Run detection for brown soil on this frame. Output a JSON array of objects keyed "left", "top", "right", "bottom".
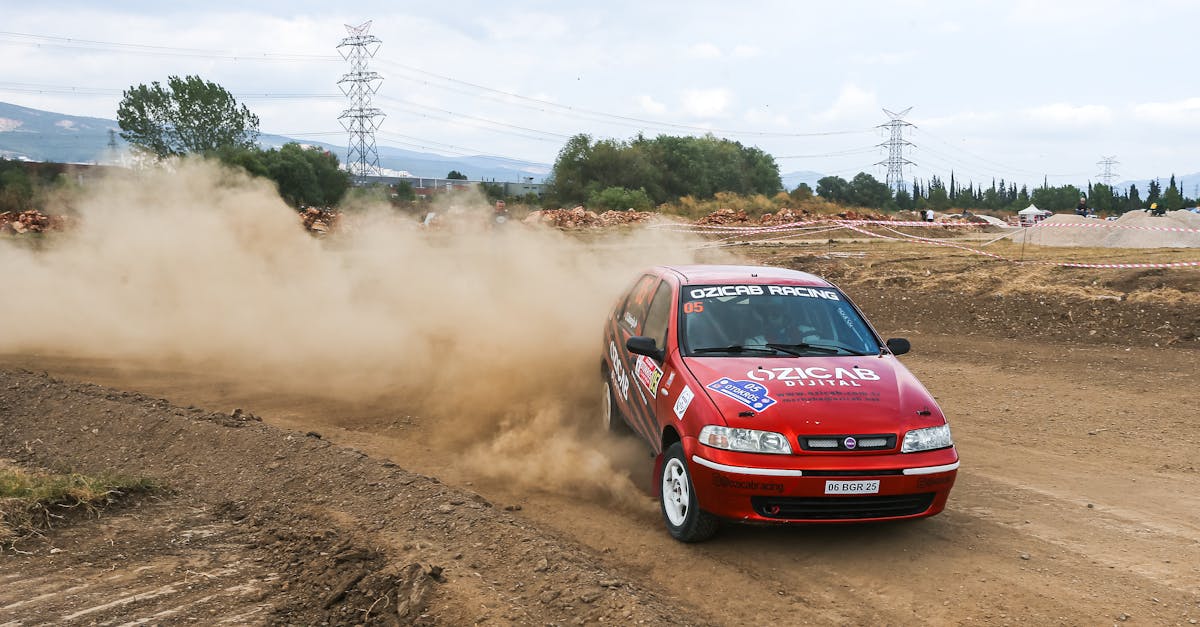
[{"left": 3, "top": 236, "right": 1200, "bottom": 625}]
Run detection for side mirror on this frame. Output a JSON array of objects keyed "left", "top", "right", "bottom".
[
  {"left": 627, "top": 336, "right": 665, "bottom": 362},
  {"left": 886, "top": 338, "right": 911, "bottom": 356}
]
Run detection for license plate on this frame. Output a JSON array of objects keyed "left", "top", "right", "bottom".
[{"left": 824, "top": 480, "right": 880, "bottom": 495}]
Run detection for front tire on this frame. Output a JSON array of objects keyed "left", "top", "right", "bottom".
[{"left": 660, "top": 442, "right": 719, "bottom": 542}]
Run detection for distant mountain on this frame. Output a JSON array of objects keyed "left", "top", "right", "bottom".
[
  {"left": 0, "top": 101, "right": 123, "bottom": 164},
  {"left": 780, "top": 170, "right": 825, "bottom": 190},
  {"left": 0, "top": 101, "right": 552, "bottom": 182}
]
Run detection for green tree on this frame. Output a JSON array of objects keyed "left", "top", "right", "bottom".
[
  {"left": 117, "top": 75, "right": 260, "bottom": 158},
  {"left": 847, "top": 172, "right": 893, "bottom": 209},
  {"left": 1146, "top": 179, "right": 1161, "bottom": 208},
  {"left": 1163, "top": 175, "right": 1184, "bottom": 211},
  {"left": 790, "top": 182, "right": 813, "bottom": 202},
  {"left": 587, "top": 186, "right": 654, "bottom": 211},
  {"left": 545, "top": 132, "right": 781, "bottom": 206},
  {"left": 815, "top": 176, "right": 850, "bottom": 203},
  {"left": 446, "top": 170, "right": 468, "bottom": 180}
]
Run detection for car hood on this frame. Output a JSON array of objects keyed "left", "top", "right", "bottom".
[{"left": 683, "top": 355, "right": 940, "bottom": 434}]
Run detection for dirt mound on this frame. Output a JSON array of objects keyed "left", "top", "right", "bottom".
[{"left": 1007, "top": 211, "right": 1200, "bottom": 248}]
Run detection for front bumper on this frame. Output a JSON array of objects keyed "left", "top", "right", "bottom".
[{"left": 684, "top": 438, "right": 959, "bottom": 523}]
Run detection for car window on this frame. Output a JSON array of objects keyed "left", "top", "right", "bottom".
[
  {"left": 679, "top": 284, "right": 880, "bottom": 356},
  {"left": 642, "top": 281, "right": 673, "bottom": 349},
  {"left": 619, "top": 274, "right": 658, "bottom": 334}
]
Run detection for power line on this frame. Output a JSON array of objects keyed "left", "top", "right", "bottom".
[
  {"left": 0, "top": 30, "right": 338, "bottom": 62},
  {"left": 376, "top": 59, "right": 873, "bottom": 139}
]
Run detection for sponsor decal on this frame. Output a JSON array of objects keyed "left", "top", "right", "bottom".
[
  {"left": 634, "top": 354, "right": 663, "bottom": 395},
  {"left": 775, "top": 389, "right": 882, "bottom": 403},
  {"left": 706, "top": 378, "right": 776, "bottom": 412},
  {"left": 689, "top": 285, "right": 764, "bottom": 299},
  {"left": 623, "top": 311, "right": 638, "bottom": 329},
  {"left": 673, "top": 385, "right": 694, "bottom": 420},
  {"left": 664, "top": 371, "right": 676, "bottom": 388},
  {"left": 747, "top": 366, "right": 879, "bottom": 388},
  {"left": 608, "top": 341, "right": 630, "bottom": 401},
  {"left": 766, "top": 285, "right": 840, "bottom": 300},
  {"left": 713, "top": 474, "right": 784, "bottom": 493}
]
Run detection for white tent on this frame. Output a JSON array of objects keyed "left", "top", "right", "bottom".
[{"left": 1018, "top": 204, "right": 1050, "bottom": 226}]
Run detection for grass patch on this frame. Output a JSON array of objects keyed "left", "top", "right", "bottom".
[{"left": 0, "top": 461, "right": 162, "bottom": 546}]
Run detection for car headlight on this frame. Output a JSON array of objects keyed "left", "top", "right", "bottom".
[
  {"left": 901, "top": 424, "right": 953, "bottom": 453},
  {"left": 698, "top": 425, "right": 792, "bottom": 455}
]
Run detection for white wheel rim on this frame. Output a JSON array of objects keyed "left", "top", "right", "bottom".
[
  {"left": 602, "top": 381, "right": 613, "bottom": 429},
  {"left": 662, "top": 458, "right": 690, "bottom": 526}
]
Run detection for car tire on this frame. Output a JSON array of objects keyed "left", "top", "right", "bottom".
[
  {"left": 659, "top": 442, "right": 719, "bottom": 542},
  {"left": 602, "top": 379, "right": 629, "bottom": 434}
]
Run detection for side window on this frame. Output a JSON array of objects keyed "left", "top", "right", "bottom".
[
  {"left": 642, "top": 282, "right": 674, "bottom": 349},
  {"left": 620, "top": 275, "right": 658, "bottom": 334}
]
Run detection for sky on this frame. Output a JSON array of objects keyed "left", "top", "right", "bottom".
[{"left": 2, "top": 0, "right": 1198, "bottom": 189}]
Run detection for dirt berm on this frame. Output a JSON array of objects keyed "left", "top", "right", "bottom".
[{"left": 0, "top": 371, "right": 701, "bottom": 626}]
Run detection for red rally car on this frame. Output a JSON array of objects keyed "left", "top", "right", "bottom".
[{"left": 602, "top": 265, "right": 958, "bottom": 542}]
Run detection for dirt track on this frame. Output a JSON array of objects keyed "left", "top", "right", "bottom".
[{"left": 3, "top": 240, "right": 1200, "bottom": 625}]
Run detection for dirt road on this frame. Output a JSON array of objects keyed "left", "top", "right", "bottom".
[{"left": 3, "top": 243, "right": 1199, "bottom": 625}]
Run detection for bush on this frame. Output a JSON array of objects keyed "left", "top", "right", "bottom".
[{"left": 586, "top": 186, "right": 653, "bottom": 211}]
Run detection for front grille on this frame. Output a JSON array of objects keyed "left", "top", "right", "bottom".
[
  {"left": 799, "top": 433, "right": 896, "bottom": 452},
  {"left": 751, "top": 493, "right": 935, "bottom": 520}
]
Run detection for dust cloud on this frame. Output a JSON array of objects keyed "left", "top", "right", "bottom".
[{"left": 0, "top": 160, "right": 722, "bottom": 505}]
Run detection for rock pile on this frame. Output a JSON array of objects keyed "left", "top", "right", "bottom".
[
  {"left": 0, "top": 210, "right": 66, "bottom": 234},
  {"left": 523, "top": 206, "right": 601, "bottom": 228},
  {"left": 696, "top": 208, "right": 750, "bottom": 225},
  {"left": 300, "top": 207, "right": 340, "bottom": 236}
]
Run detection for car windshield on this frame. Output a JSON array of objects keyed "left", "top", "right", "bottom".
[{"left": 680, "top": 284, "right": 880, "bottom": 357}]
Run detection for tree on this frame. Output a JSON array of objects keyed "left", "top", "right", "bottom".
[
  {"left": 847, "top": 172, "right": 893, "bottom": 209},
  {"left": 587, "top": 186, "right": 654, "bottom": 210},
  {"left": 1163, "top": 174, "right": 1184, "bottom": 212},
  {"left": 216, "top": 143, "right": 349, "bottom": 207},
  {"left": 446, "top": 170, "right": 468, "bottom": 180},
  {"left": 815, "top": 176, "right": 850, "bottom": 203},
  {"left": 545, "top": 132, "right": 781, "bottom": 205},
  {"left": 1146, "top": 179, "right": 1161, "bottom": 208},
  {"left": 117, "top": 75, "right": 259, "bottom": 158}
]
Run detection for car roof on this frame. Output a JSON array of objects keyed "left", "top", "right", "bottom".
[{"left": 660, "top": 264, "right": 833, "bottom": 287}]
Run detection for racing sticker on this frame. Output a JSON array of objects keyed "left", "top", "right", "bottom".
[
  {"left": 634, "top": 354, "right": 663, "bottom": 395},
  {"left": 673, "top": 385, "right": 694, "bottom": 420},
  {"left": 747, "top": 366, "right": 879, "bottom": 388},
  {"left": 706, "top": 378, "right": 776, "bottom": 412}
]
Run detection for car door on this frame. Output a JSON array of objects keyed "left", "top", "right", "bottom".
[{"left": 619, "top": 279, "right": 675, "bottom": 445}]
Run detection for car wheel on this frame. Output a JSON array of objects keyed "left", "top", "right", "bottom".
[
  {"left": 602, "top": 379, "right": 629, "bottom": 433},
  {"left": 660, "top": 442, "right": 719, "bottom": 542}
]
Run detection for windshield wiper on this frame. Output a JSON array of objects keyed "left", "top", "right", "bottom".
[
  {"left": 765, "top": 342, "right": 869, "bottom": 356},
  {"left": 691, "top": 345, "right": 779, "bottom": 355}
]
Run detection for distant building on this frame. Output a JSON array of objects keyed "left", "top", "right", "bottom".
[{"left": 358, "top": 174, "right": 545, "bottom": 199}]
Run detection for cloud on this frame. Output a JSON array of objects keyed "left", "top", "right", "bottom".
[
  {"left": 851, "top": 51, "right": 915, "bottom": 65},
  {"left": 636, "top": 94, "right": 667, "bottom": 115},
  {"left": 742, "top": 108, "right": 790, "bottom": 127},
  {"left": 1021, "top": 103, "right": 1114, "bottom": 126},
  {"left": 731, "top": 45, "right": 762, "bottom": 59},
  {"left": 1132, "top": 98, "right": 1200, "bottom": 125},
  {"left": 815, "top": 84, "right": 880, "bottom": 123},
  {"left": 685, "top": 42, "right": 722, "bottom": 59},
  {"left": 680, "top": 88, "right": 732, "bottom": 118}
]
